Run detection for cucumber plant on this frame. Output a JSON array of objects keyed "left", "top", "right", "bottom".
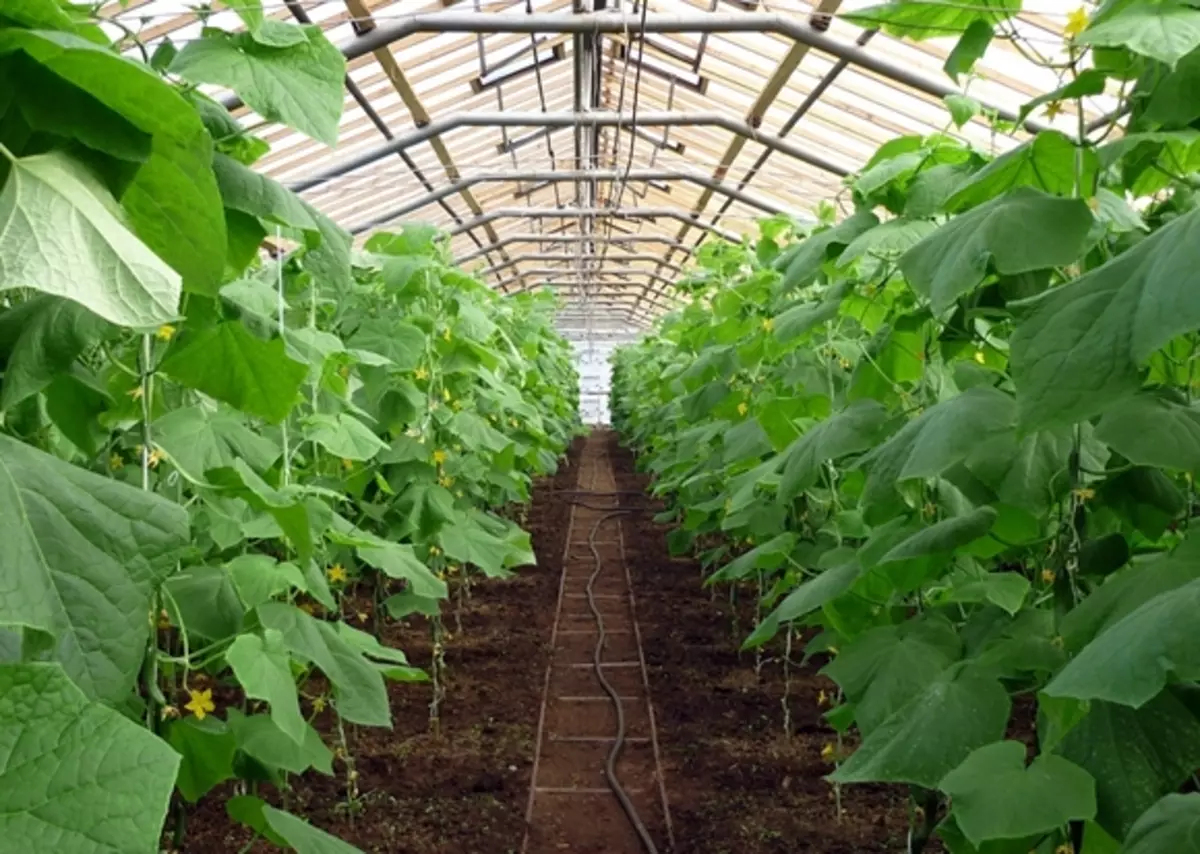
[
  {"left": 613, "top": 3, "right": 1200, "bottom": 852},
  {"left": 0, "top": 3, "right": 581, "bottom": 852}
]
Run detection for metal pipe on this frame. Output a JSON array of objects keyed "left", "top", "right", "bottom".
[
  {"left": 288, "top": 111, "right": 849, "bottom": 194},
  {"left": 427, "top": 207, "right": 744, "bottom": 241},
  {"left": 477, "top": 253, "right": 684, "bottom": 275},
  {"left": 455, "top": 233, "right": 685, "bottom": 264},
  {"left": 340, "top": 168, "right": 785, "bottom": 223}
]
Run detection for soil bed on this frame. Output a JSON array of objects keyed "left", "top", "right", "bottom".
[
  {"left": 179, "top": 436, "right": 583, "bottom": 853},
  {"left": 606, "top": 431, "right": 931, "bottom": 854}
]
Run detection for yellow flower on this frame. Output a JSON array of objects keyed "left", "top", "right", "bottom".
[
  {"left": 127, "top": 386, "right": 144, "bottom": 400},
  {"left": 761, "top": 317, "right": 774, "bottom": 332},
  {"left": 429, "top": 545, "right": 441, "bottom": 557},
  {"left": 356, "top": 611, "right": 369, "bottom": 623},
  {"left": 155, "top": 324, "right": 176, "bottom": 342},
  {"left": 838, "top": 357, "right": 851, "bottom": 370},
  {"left": 442, "top": 388, "right": 452, "bottom": 402},
  {"left": 147, "top": 448, "right": 164, "bottom": 468},
  {"left": 448, "top": 564, "right": 460, "bottom": 576},
  {"left": 109, "top": 453, "right": 124, "bottom": 472},
  {"left": 1073, "top": 487, "right": 1096, "bottom": 502},
  {"left": 453, "top": 444, "right": 462, "bottom": 453},
  {"left": 820, "top": 743, "right": 836, "bottom": 763},
  {"left": 455, "top": 489, "right": 464, "bottom": 498},
  {"left": 509, "top": 418, "right": 519, "bottom": 428},
  {"left": 342, "top": 458, "right": 354, "bottom": 470},
  {"left": 1041, "top": 568, "right": 1056, "bottom": 584},
  {"left": 452, "top": 400, "right": 463, "bottom": 410},
  {"left": 327, "top": 563, "right": 348, "bottom": 584},
  {"left": 299, "top": 602, "right": 317, "bottom": 615},
  {"left": 160, "top": 705, "right": 180, "bottom": 721},
  {"left": 312, "top": 695, "right": 327, "bottom": 713},
  {"left": 442, "top": 328, "right": 452, "bottom": 342},
  {"left": 185, "top": 688, "right": 216, "bottom": 721},
  {"left": 1044, "top": 100, "right": 1064, "bottom": 120},
  {"left": 157, "top": 608, "right": 171, "bottom": 630},
  {"left": 415, "top": 366, "right": 429, "bottom": 381},
  {"left": 973, "top": 350, "right": 986, "bottom": 364},
  {"left": 1056, "top": 844, "right": 1074, "bottom": 854},
  {"left": 1064, "top": 6, "right": 1089, "bottom": 38},
  {"left": 817, "top": 689, "right": 828, "bottom": 707},
  {"left": 436, "top": 569, "right": 447, "bottom": 581},
  {"left": 433, "top": 449, "right": 448, "bottom": 465},
  {"left": 737, "top": 402, "right": 749, "bottom": 416},
  {"left": 438, "top": 474, "right": 455, "bottom": 488}
]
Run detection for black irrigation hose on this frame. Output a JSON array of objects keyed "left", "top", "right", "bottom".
[{"left": 585, "top": 508, "right": 660, "bottom": 854}]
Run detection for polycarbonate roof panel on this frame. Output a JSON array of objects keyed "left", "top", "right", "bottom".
[{"left": 99, "top": 0, "right": 1105, "bottom": 335}]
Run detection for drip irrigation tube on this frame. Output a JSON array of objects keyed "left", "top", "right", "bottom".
[{"left": 586, "top": 508, "right": 660, "bottom": 854}]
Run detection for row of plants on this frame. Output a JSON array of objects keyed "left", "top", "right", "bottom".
[
  {"left": 612, "top": 2, "right": 1200, "bottom": 852},
  {"left": 0, "top": 2, "right": 580, "bottom": 852}
]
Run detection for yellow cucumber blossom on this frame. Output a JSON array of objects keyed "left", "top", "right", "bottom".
[
  {"left": 430, "top": 401, "right": 440, "bottom": 412},
  {"left": 428, "top": 545, "right": 442, "bottom": 557},
  {"left": 442, "top": 388, "right": 452, "bottom": 402},
  {"left": 817, "top": 689, "right": 828, "bottom": 707},
  {"left": 455, "top": 489, "right": 464, "bottom": 498},
  {"left": 127, "top": 386, "right": 144, "bottom": 400},
  {"left": 438, "top": 474, "right": 455, "bottom": 488},
  {"left": 1041, "top": 568, "right": 1056, "bottom": 584},
  {"left": 312, "top": 695, "right": 327, "bottom": 713},
  {"left": 737, "top": 401, "right": 748, "bottom": 416},
  {"left": 160, "top": 705, "right": 180, "bottom": 721},
  {"left": 761, "top": 317, "right": 774, "bottom": 332},
  {"left": 147, "top": 448, "right": 164, "bottom": 468},
  {"left": 820, "top": 743, "right": 836, "bottom": 763},
  {"left": 1043, "top": 100, "right": 1064, "bottom": 120},
  {"left": 155, "top": 324, "right": 176, "bottom": 342},
  {"left": 1064, "top": 6, "right": 1089, "bottom": 37},
  {"left": 1073, "top": 487, "right": 1096, "bottom": 502},
  {"left": 451, "top": 399, "right": 463, "bottom": 410},
  {"left": 973, "top": 350, "right": 986, "bottom": 364},
  {"left": 433, "top": 449, "right": 448, "bottom": 465},
  {"left": 185, "top": 688, "right": 215, "bottom": 721},
  {"left": 326, "top": 563, "right": 348, "bottom": 584},
  {"left": 109, "top": 453, "right": 124, "bottom": 472},
  {"left": 414, "top": 366, "right": 429, "bottom": 381},
  {"left": 442, "top": 327, "right": 452, "bottom": 342}
]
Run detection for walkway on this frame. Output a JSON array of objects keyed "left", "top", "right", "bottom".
[{"left": 522, "top": 431, "right": 674, "bottom": 853}]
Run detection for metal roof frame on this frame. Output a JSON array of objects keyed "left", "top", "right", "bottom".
[{"left": 105, "top": 0, "right": 1095, "bottom": 334}]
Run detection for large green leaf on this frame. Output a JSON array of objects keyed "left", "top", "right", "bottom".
[
  {"left": 227, "top": 555, "right": 308, "bottom": 610},
  {"left": 0, "top": 150, "right": 180, "bottom": 327},
  {"left": 123, "top": 128, "right": 227, "bottom": 297},
  {"left": 225, "top": 629, "right": 306, "bottom": 744},
  {"left": 778, "top": 400, "right": 888, "bottom": 500},
  {"left": 858, "top": 386, "right": 1016, "bottom": 505},
  {"left": 939, "top": 740, "right": 1096, "bottom": 848},
  {"left": 440, "top": 509, "right": 536, "bottom": 578},
  {"left": 212, "top": 152, "right": 318, "bottom": 231},
  {"left": 1096, "top": 392, "right": 1200, "bottom": 471},
  {"left": 0, "top": 434, "right": 188, "bottom": 703},
  {"left": 0, "top": 663, "right": 180, "bottom": 853},
  {"left": 900, "top": 188, "right": 1093, "bottom": 311},
  {"left": 1079, "top": 0, "right": 1200, "bottom": 67},
  {"left": 964, "top": 426, "right": 1076, "bottom": 513},
  {"left": 779, "top": 210, "right": 879, "bottom": 289},
  {"left": 226, "top": 709, "right": 333, "bottom": 775},
  {"left": 159, "top": 321, "right": 307, "bottom": 424},
  {"left": 162, "top": 565, "right": 244, "bottom": 642},
  {"left": 166, "top": 716, "right": 238, "bottom": 803},
  {"left": 845, "top": 0, "right": 1018, "bottom": 40},
  {"left": 302, "top": 413, "right": 387, "bottom": 461},
  {"left": 743, "top": 559, "right": 861, "bottom": 649},
  {"left": 154, "top": 404, "right": 280, "bottom": 483},
  {"left": 823, "top": 618, "right": 962, "bottom": 736},
  {"left": 946, "top": 132, "right": 1094, "bottom": 211},
  {"left": 1045, "top": 577, "right": 1200, "bottom": 707},
  {"left": 837, "top": 218, "right": 937, "bottom": 266},
  {"left": 1119, "top": 794, "right": 1200, "bottom": 854},
  {"left": 1011, "top": 208, "right": 1200, "bottom": 429},
  {"left": 830, "top": 664, "right": 1011, "bottom": 788},
  {"left": 169, "top": 27, "right": 345, "bottom": 147},
  {"left": 257, "top": 603, "right": 391, "bottom": 729},
  {"left": 0, "top": 295, "right": 110, "bottom": 409},
  {"left": 263, "top": 807, "right": 365, "bottom": 854},
  {"left": 1058, "top": 690, "right": 1200, "bottom": 839},
  {"left": 880, "top": 507, "right": 998, "bottom": 563}
]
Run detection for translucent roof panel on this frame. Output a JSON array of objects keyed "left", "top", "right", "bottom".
[{"left": 101, "top": 0, "right": 1102, "bottom": 336}]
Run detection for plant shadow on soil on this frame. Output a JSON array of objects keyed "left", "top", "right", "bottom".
[{"left": 178, "top": 431, "right": 934, "bottom": 853}]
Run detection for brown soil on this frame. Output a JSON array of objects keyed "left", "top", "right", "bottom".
[
  {"left": 606, "top": 430, "right": 929, "bottom": 854},
  {"left": 179, "top": 436, "right": 584, "bottom": 854}
]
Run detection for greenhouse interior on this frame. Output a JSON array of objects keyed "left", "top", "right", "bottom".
[{"left": 1, "top": 0, "right": 1198, "bottom": 852}]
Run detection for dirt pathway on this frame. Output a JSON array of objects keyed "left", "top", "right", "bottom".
[{"left": 522, "top": 432, "right": 673, "bottom": 854}]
